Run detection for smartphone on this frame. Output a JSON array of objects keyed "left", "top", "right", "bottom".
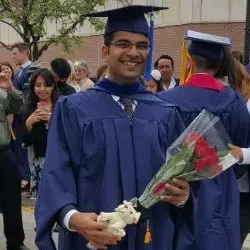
[{"left": 37, "top": 102, "right": 49, "bottom": 112}]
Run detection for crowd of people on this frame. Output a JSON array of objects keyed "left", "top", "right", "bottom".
[
  {"left": 0, "top": 4, "right": 249, "bottom": 250},
  {"left": 0, "top": 42, "right": 111, "bottom": 249}
]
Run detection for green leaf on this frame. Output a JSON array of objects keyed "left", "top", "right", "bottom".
[
  {"left": 139, "top": 143, "right": 195, "bottom": 208},
  {"left": 0, "top": 0, "right": 130, "bottom": 60}
]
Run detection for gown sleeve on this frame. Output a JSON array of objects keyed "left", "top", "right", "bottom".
[
  {"left": 35, "top": 96, "right": 83, "bottom": 250},
  {"left": 230, "top": 92, "right": 250, "bottom": 147},
  {"left": 230, "top": 92, "right": 250, "bottom": 178}
]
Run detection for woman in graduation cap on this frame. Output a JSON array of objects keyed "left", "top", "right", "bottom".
[
  {"left": 35, "top": 5, "right": 196, "bottom": 250},
  {"left": 158, "top": 30, "right": 250, "bottom": 250}
]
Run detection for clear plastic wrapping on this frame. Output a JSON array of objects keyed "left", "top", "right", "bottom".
[{"left": 139, "top": 109, "right": 238, "bottom": 209}]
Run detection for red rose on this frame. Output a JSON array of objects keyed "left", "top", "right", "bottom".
[
  {"left": 151, "top": 182, "right": 166, "bottom": 196},
  {"left": 194, "top": 155, "right": 220, "bottom": 172},
  {"left": 194, "top": 158, "right": 208, "bottom": 172},
  {"left": 185, "top": 132, "right": 210, "bottom": 156},
  {"left": 205, "top": 147, "right": 217, "bottom": 156},
  {"left": 185, "top": 132, "right": 220, "bottom": 175},
  {"left": 194, "top": 146, "right": 209, "bottom": 158}
]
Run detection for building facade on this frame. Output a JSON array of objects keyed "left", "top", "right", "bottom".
[{"left": 0, "top": 0, "right": 246, "bottom": 77}]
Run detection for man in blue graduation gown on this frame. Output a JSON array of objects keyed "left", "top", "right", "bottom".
[
  {"left": 35, "top": 5, "right": 196, "bottom": 250},
  {"left": 159, "top": 30, "right": 250, "bottom": 250}
]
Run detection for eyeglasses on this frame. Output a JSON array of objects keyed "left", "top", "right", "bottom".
[{"left": 109, "top": 41, "right": 150, "bottom": 51}]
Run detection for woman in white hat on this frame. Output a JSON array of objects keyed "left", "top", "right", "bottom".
[{"left": 144, "top": 69, "right": 163, "bottom": 93}]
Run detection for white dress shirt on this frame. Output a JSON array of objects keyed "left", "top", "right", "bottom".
[
  {"left": 112, "top": 95, "right": 137, "bottom": 111},
  {"left": 163, "top": 77, "right": 177, "bottom": 91},
  {"left": 21, "top": 60, "right": 32, "bottom": 69},
  {"left": 18, "top": 60, "right": 32, "bottom": 78},
  {"left": 63, "top": 95, "right": 137, "bottom": 231}
]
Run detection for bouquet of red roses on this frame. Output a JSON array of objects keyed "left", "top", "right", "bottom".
[
  {"left": 87, "top": 110, "right": 238, "bottom": 250},
  {"left": 138, "top": 109, "right": 238, "bottom": 209}
]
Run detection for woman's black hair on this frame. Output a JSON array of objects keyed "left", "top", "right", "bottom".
[
  {"left": 153, "top": 78, "right": 163, "bottom": 92},
  {"left": 190, "top": 47, "right": 238, "bottom": 89},
  {"left": 190, "top": 55, "right": 221, "bottom": 71},
  {"left": 23, "top": 68, "right": 59, "bottom": 120},
  {"left": 144, "top": 76, "right": 163, "bottom": 93},
  {"left": 214, "top": 47, "right": 238, "bottom": 89}
]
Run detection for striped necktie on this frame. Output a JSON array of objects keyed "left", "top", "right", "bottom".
[{"left": 120, "top": 97, "right": 133, "bottom": 121}]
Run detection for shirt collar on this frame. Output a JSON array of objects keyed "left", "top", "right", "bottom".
[
  {"left": 169, "top": 77, "right": 177, "bottom": 89},
  {"left": 111, "top": 95, "right": 137, "bottom": 105},
  {"left": 163, "top": 77, "right": 177, "bottom": 90},
  {"left": 112, "top": 95, "right": 120, "bottom": 102},
  {"left": 21, "top": 60, "right": 32, "bottom": 69}
]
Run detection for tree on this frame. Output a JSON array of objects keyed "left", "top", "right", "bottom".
[{"left": 0, "top": 0, "right": 129, "bottom": 60}]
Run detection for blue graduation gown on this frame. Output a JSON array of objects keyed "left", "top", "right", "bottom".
[
  {"left": 158, "top": 83, "right": 250, "bottom": 250},
  {"left": 35, "top": 86, "right": 196, "bottom": 250},
  {"left": 12, "top": 67, "right": 31, "bottom": 180}
]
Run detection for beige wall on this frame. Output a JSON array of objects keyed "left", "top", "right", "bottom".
[
  {"left": 0, "top": 1, "right": 246, "bottom": 79},
  {"left": 0, "top": 22, "right": 244, "bottom": 79}
]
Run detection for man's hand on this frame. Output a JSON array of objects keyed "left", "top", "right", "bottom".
[
  {"left": 69, "top": 212, "right": 121, "bottom": 249},
  {"left": 160, "top": 179, "right": 190, "bottom": 207},
  {"left": 228, "top": 144, "right": 243, "bottom": 162}
]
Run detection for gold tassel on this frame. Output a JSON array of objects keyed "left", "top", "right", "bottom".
[
  {"left": 144, "top": 219, "right": 152, "bottom": 244},
  {"left": 180, "top": 40, "right": 187, "bottom": 85},
  {"left": 180, "top": 40, "right": 193, "bottom": 85},
  {"left": 10, "top": 127, "right": 16, "bottom": 141}
]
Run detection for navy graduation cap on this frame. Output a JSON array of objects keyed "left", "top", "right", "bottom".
[
  {"left": 186, "top": 30, "right": 231, "bottom": 61},
  {"left": 81, "top": 5, "right": 168, "bottom": 36}
]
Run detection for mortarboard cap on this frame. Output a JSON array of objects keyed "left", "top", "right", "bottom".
[
  {"left": 81, "top": 5, "right": 168, "bottom": 36},
  {"left": 186, "top": 30, "right": 231, "bottom": 61}
]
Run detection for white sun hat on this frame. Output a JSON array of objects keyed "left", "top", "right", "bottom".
[{"left": 151, "top": 70, "right": 161, "bottom": 81}]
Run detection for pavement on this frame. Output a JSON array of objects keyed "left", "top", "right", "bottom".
[
  {"left": 0, "top": 195, "right": 58, "bottom": 250},
  {"left": 0, "top": 208, "right": 36, "bottom": 249},
  {"left": 0, "top": 195, "right": 249, "bottom": 249}
]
